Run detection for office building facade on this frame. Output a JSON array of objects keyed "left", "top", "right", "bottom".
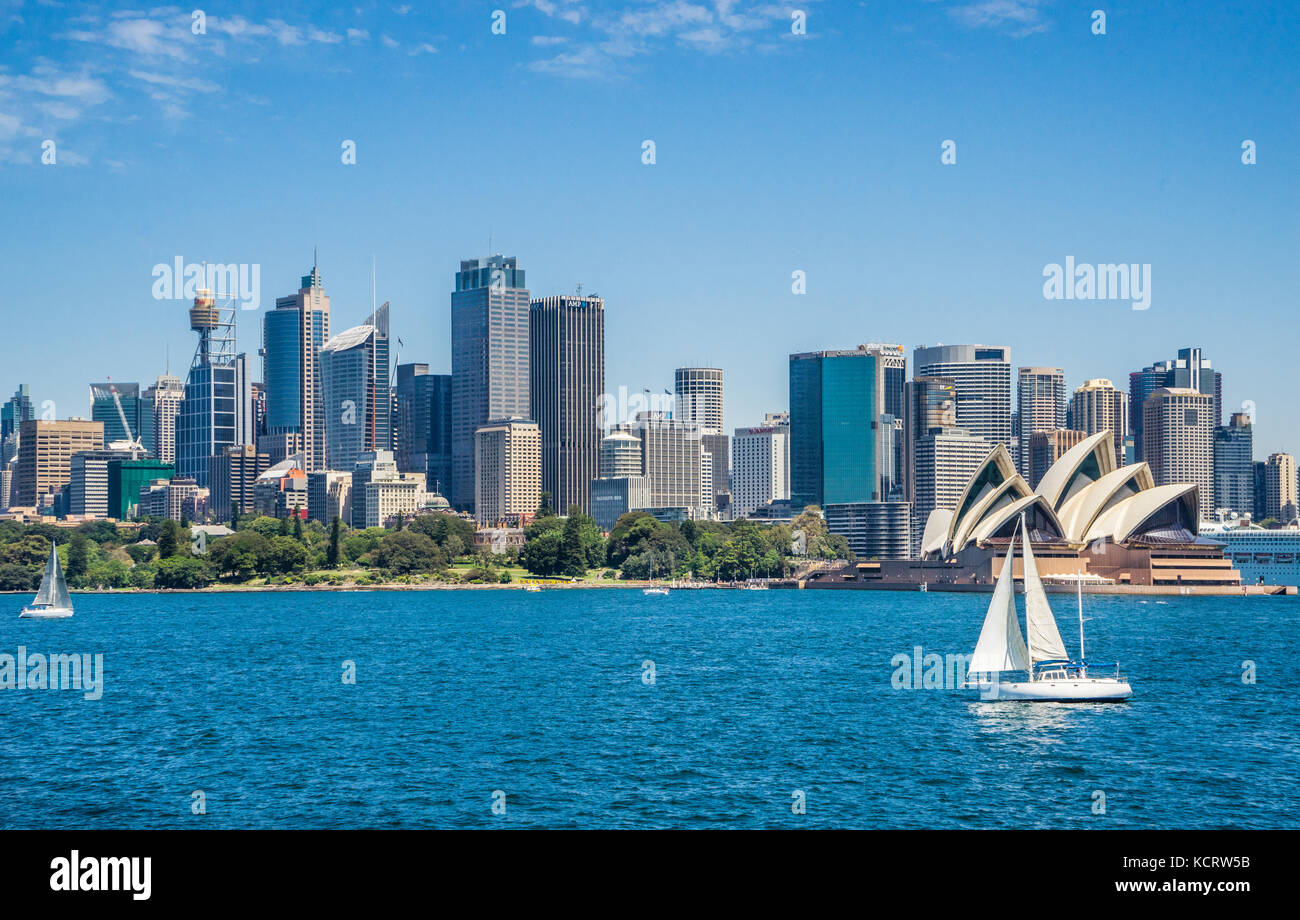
[
  {"left": 474, "top": 419, "right": 541, "bottom": 526},
  {"left": 913, "top": 344, "right": 1012, "bottom": 450},
  {"left": 530, "top": 295, "right": 604, "bottom": 515},
  {"left": 263, "top": 265, "right": 331, "bottom": 473},
  {"left": 1213, "top": 412, "right": 1254, "bottom": 516},
  {"left": 451, "top": 255, "right": 530, "bottom": 511},
  {"left": 1142, "top": 387, "right": 1214, "bottom": 502}
]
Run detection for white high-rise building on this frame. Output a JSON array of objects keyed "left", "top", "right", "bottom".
[
  {"left": 732, "top": 416, "right": 789, "bottom": 517},
  {"left": 144, "top": 374, "right": 185, "bottom": 464},
  {"left": 1016, "top": 366, "right": 1066, "bottom": 476}
]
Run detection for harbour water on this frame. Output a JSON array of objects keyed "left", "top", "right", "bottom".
[{"left": 1, "top": 589, "right": 1295, "bottom": 828}]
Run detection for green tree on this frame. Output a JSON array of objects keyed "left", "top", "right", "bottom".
[
  {"left": 157, "top": 520, "right": 180, "bottom": 559},
  {"left": 373, "top": 531, "right": 446, "bottom": 575},
  {"left": 66, "top": 534, "right": 91, "bottom": 584},
  {"left": 560, "top": 514, "right": 587, "bottom": 577},
  {"left": 537, "top": 491, "right": 554, "bottom": 518},
  {"left": 125, "top": 543, "right": 156, "bottom": 565},
  {"left": 154, "top": 556, "right": 213, "bottom": 588},
  {"left": 230, "top": 507, "right": 241, "bottom": 531},
  {"left": 293, "top": 516, "right": 304, "bottom": 542},
  {"left": 265, "top": 536, "right": 309, "bottom": 574},
  {"left": 326, "top": 517, "right": 342, "bottom": 568},
  {"left": 279, "top": 515, "right": 291, "bottom": 537}
]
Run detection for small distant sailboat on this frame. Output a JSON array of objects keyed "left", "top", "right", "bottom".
[
  {"left": 20, "top": 543, "right": 74, "bottom": 619},
  {"left": 642, "top": 587, "right": 669, "bottom": 596},
  {"left": 965, "top": 514, "right": 1130, "bottom": 702}
]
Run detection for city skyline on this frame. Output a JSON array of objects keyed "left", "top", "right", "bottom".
[{"left": 1, "top": 2, "right": 1297, "bottom": 458}]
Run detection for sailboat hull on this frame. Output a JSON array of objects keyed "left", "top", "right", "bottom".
[
  {"left": 19, "top": 607, "right": 74, "bottom": 619},
  {"left": 975, "top": 677, "right": 1132, "bottom": 702}
]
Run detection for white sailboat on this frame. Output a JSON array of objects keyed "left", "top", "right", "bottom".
[
  {"left": 20, "top": 542, "right": 75, "bottom": 619},
  {"left": 966, "top": 514, "right": 1130, "bottom": 702}
]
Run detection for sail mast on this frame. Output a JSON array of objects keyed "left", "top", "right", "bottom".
[{"left": 1023, "top": 517, "right": 1031, "bottom": 675}]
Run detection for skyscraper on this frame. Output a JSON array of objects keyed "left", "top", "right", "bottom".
[
  {"left": 1142, "top": 388, "right": 1213, "bottom": 502},
  {"left": 451, "top": 255, "right": 530, "bottom": 511},
  {"left": 1, "top": 385, "right": 34, "bottom": 453},
  {"left": 631, "top": 413, "right": 704, "bottom": 513},
  {"left": 320, "top": 304, "right": 391, "bottom": 473},
  {"left": 675, "top": 367, "right": 728, "bottom": 514},
  {"left": 15, "top": 419, "right": 104, "bottom": 508},
  {"left": 1213, "top": 412, "right": 1254, "bottom": 516},
  {"left": 913, "top": 344, "right": 1012, "bottom": 450},
  {"left": 789, "top": 347, "right": 888, "bottom": 510},
  {"left": 90, "top": 382, "right": 150, "bottom": 447},
  {"left": 263, "top": 264, "right": 331, "bottom": 472},
  {"left": 209, "top": 444, "right": 270, "bottom": 522},
  {"left": 394, "top": 363, "right": 453, "bottom": 498},
  {"left": 1071, "top": 378, "right": 1128, "bottom": 468},
  {"left": 531, "top": 295, "right": 604, "bottom": 514},
  {"left": 177, "top": 284, "right": 254, "bottom": 487},
  {"left": 474, "top": 419, "right": 541, "bottom": 526},
  {"left": 732, "top": 416, "right": 790, "bottom": 517},
  {"left": 1016, "top": 367, "right": 1066, "bottom": 476},
  {"left": 143, "top": 374, "right": 185, "bottom": 464},
  {"left": 1130, "top": 347, "right": 1221, "bottom": 461}
]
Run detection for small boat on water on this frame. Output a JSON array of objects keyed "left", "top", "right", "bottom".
[
  {"left": 642, "top": 587, "right": 669, "bottom": 596},
  {"left": 743, "top": 583, "right": 768, "bottom": 591},
  {"left": 523, "top": 584, "right": 541, "bottom": 592},
  {"left": 965, "top": 514, "right": 1131, "bottom": 702},
  {"left": 20, "top": 543, "right": 74, "bottom": 619}
]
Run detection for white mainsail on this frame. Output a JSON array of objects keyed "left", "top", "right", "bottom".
[
  {"left": 968, "top": 531, "right": 1030, "bottom": 673},
  {"left": 32, "top": 543, "right": 72, "bottom": 611},
  {"left": 1020, "top": 516, "right": 1068, "bottom": 662}
]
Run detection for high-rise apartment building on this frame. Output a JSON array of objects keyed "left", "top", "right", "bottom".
[
  {"left": 15, "top": 419, "right": 104, "bottom": 508},
  {"left": 913, "top": 344, "right": 1012, "bottom": 450},
  {"left": 474, "top": 419, "right": 541, "bottom": 526},
  {"left": 1213, "top": 412, "right": 1254, "bottom": 516},
  {"left": 451, "top": 255, "right": 530, "bottom": 511},
  {"left": 1016, "top": 367, "right": 1066, "bottom": 476},
  {"left": 320, "top": 304, "right": 392, "bottom": 474},
  {"left": 1263, "top": 452, "right": 1298, "bottom": 523},
  {"left": 531, "top": 295, "right": 604, "bottom": 515},
  {"left": 1142, "top": 388, "right": 1214, "bottom": 503},
  {"left": 264, "top": 264, "right": 331, "bottom": 473}
]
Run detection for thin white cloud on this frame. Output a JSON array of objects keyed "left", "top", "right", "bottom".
[{"left": 948, "top": 0, "right": 1051, "bottom": 37}]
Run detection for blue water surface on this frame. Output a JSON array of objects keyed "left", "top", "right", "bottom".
[{"left": 0, "top": 589, "right": 1294, "bottom": 829}]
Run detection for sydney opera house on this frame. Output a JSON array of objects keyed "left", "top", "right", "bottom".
[{"left": 808, "top": 430, "right": 1250, "bottom": 592}]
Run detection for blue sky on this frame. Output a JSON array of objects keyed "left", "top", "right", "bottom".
[{"left": 1, "top": 0, "right": 1297, "bottom": 456}]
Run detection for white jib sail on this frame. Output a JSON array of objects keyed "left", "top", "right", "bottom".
[
  {"left": 968, "top": 531, "right": 1030, "bottom": 673},
  {"left": 1020, "top": 516, "right": 1068, "bottom": 662}
]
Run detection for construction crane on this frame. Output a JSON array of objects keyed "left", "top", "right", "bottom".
[{"left": 105, "top": 376, "right": 144, "bottom": 455}]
